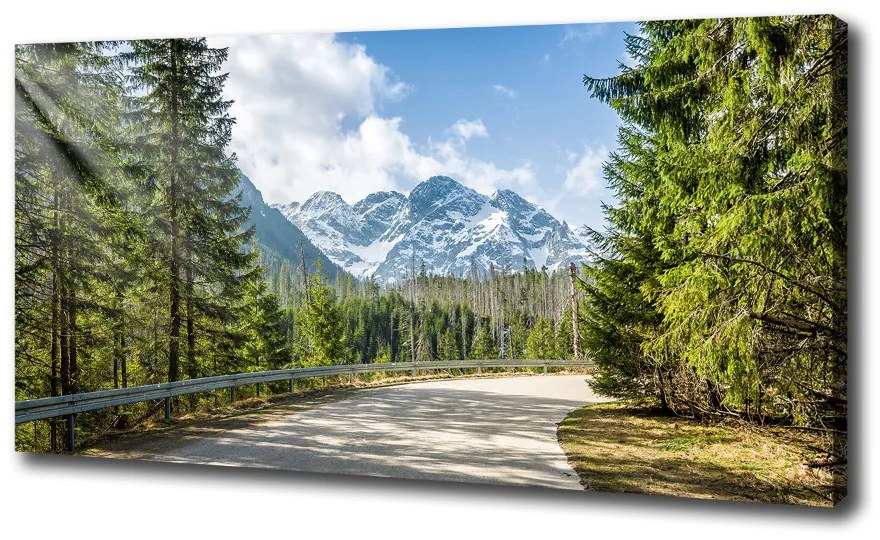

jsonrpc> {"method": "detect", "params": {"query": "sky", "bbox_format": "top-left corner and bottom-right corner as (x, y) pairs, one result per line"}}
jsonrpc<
(210, 21), (637, 231)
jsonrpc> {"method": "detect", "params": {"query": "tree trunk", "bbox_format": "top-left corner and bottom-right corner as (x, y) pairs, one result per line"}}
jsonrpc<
(657, 368), (672, 415)
(68, 285), (78, 394)
(60, 265), (70, 396)
(300, 242), (311, 304)
(116, 324), (129, 429)
(113, 341), (119, 390)
(409, 257), (415, 363)
(461, 310), (467, 360)
(388, 303), (394, 362)
(121, 330), (128, 389)
(186, 262), (197, 410)
(409, 309), (415, 363)
(569, 263), (581, 361)
(168, 38), (181, 385)
(50, 188), (60, 452)
(828, 17), (848, 503)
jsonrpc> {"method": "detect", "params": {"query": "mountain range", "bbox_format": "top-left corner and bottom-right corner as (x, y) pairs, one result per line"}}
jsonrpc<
(269, 175), (593, 283)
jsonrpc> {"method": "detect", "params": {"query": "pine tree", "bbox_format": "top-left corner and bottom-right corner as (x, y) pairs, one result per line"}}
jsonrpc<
(120, 38), (255, 383)
(469, 321), (498, 360)
(374, 344), (392, 364)
(581, 16), (847, 434)
(525, 318), (556, 360)
(240, 270), (292, 372)
(296, 263), (347, 367)
(437, 327), (459, 361)
(508, 312), (528, 359)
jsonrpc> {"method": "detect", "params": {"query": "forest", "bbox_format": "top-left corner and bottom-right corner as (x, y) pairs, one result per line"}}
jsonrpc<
(15, 12), (847, 485)
(14, 39), (580, 452)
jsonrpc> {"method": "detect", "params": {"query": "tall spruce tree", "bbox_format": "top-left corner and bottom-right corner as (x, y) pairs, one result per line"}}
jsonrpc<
(437, 327), (459, 361)
(240, 259), (292, 373)
(120, 39), (254, 383)
(581, 17), (847, 431)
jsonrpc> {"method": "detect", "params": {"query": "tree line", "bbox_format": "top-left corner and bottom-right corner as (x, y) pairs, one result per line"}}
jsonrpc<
(296, 258), (582, 367)
(577, 15), (846, 493)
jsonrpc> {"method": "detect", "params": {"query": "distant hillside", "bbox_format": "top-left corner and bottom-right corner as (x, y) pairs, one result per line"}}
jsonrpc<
(237, 173), (342, 280)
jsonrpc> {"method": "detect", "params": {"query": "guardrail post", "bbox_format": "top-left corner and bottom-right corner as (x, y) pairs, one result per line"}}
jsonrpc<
(65, 414), (75, 452)
(288, 378), (294, 394)
(229, 385), (236, 403)
(543, 364), (547, 374)
(349, 369), (354, 385)
(477, 365), (482, 375)
(164, 397), (171, 422)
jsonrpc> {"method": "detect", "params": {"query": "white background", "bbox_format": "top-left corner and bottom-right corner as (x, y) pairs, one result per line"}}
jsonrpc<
(1, 1), (875, 538)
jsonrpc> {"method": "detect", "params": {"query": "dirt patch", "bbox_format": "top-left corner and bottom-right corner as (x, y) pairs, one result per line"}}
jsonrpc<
(557, 402), (841, 507)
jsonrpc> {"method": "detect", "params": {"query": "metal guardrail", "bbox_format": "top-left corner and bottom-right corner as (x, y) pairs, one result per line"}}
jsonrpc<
(15, 358), (593, 450)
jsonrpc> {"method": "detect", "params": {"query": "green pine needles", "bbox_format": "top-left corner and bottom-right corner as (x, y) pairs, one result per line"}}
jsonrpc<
(14, 39), (291, 450)
(580, 16), (847, 443)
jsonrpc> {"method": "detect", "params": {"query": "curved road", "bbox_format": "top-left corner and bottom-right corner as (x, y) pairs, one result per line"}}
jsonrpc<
(86, 375), (611, 489)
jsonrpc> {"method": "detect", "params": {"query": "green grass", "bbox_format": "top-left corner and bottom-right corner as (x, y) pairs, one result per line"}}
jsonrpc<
(655, 437), (696, 452)
(557, 402), (841, 507)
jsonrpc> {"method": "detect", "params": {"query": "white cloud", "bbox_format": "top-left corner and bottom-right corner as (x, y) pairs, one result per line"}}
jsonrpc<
(541, 53), (551, 64)
(492, 84), (516, 98)
(519, 144), (616, 229)
(563, 146), (608, 197)
(449, 118), (488, 142)
(560, 24), (607, 46)
(427, 135), (534, 195)
(211, 34), (532, 205)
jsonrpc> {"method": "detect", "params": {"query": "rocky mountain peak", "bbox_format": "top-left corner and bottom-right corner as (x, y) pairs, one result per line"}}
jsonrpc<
(300, 190), (349, 214)
(410, 175), (473, 205)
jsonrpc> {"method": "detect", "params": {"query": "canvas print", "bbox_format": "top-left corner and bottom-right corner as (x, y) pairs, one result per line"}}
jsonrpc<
(14, 15), (847, 506)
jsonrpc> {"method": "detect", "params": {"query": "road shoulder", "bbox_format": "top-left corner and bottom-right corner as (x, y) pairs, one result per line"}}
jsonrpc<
(557, 401), (839, 506)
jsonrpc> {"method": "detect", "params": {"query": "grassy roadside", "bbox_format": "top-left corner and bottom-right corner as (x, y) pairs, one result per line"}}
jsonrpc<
(557, 402), (841, 507)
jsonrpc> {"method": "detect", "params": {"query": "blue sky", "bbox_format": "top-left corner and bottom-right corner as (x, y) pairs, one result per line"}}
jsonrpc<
(212, 21), (637, 231)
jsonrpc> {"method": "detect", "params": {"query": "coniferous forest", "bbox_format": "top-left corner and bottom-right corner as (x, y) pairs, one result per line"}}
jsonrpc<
(15, 12), (847, 491)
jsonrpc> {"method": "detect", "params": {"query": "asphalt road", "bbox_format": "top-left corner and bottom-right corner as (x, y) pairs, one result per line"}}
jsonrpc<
(86, 375), (611, 489)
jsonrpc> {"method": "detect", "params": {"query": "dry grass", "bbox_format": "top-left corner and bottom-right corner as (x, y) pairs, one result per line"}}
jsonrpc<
(557, 402), (841, 507)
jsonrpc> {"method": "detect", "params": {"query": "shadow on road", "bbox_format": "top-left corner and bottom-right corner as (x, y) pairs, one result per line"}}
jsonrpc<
(86, 376), (607, 489)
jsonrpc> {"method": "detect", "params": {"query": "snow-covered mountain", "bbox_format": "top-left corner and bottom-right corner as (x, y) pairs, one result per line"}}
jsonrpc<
(273, 176), (594, 282)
